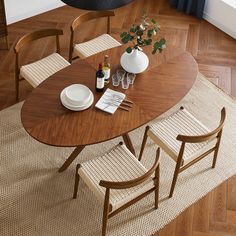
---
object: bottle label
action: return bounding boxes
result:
[103,68,111,81]
[96,77,104,89]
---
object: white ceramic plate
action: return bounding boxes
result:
[65,84,91,106]
[60,88,94,111]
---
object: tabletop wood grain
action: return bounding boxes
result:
[21,45,198,147]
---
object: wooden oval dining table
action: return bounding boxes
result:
[21,45,198,172]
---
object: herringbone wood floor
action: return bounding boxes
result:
[0,0,236,235]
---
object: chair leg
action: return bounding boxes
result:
[73,164,81,199]
[102,189,110,236]
[212,149,219,168]
[138,126,150,161]
[169,161,182,198]
[169,142,185,198]
[6,36,9,50]
[154,165,160,209]
[212,133,222,168]
[69,54,72,64]
[69,32,74,63]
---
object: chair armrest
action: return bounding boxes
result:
[177,133,217,143]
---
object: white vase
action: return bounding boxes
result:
[120,49,149,74]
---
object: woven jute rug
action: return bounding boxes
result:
[1,73,236,236]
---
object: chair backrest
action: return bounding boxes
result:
[99,146,160,189]
[14,28,63,75]
[14,28,63,54]
[69,11,115,62]
[177,107,226,143]
[71,11,115,33]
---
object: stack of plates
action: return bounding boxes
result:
[60,84,94,111]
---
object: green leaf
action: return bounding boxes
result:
[153,41,160,50]
[144,38,152,45]
[121,33,133,44]
[160,38,166,45]
[151,19,156,24]
[136,30,143,36]
[120,32,127,38]
[126,47,132,53]
[152,39,166,54]
[147,29,153,38]
[122,37,128,44]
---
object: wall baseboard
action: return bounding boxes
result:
[7,2,65,25]
[203,12,236,39]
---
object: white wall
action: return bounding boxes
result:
[203,0,236,39]
[4,0,65,25]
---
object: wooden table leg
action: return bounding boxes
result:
[58,145,85,172]
[122,133,136,156]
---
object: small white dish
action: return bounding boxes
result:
[60,88,94,111]
[65,84,91,106]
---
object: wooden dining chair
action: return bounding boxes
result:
[139,107,226,198]
[69,11,121,63]
[14,28,70,102]
[73,142,160,236]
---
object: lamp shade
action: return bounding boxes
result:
[60,0,134,10]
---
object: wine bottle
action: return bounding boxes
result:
[102,55,111,84]
[96,63,105,92]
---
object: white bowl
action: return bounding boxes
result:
[60,88,94,111]
[65,84,91,106]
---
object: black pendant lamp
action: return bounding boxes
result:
[61,0,134,10]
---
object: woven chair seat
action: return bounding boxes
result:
[78,144,154,211]
[149,108,215,164]
[74,34,121,58]
[20,53,70,88]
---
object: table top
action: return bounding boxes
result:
[21,45,198,147]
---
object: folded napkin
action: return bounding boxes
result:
[95,88,126,114]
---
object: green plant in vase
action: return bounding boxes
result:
[120,12,166,54]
